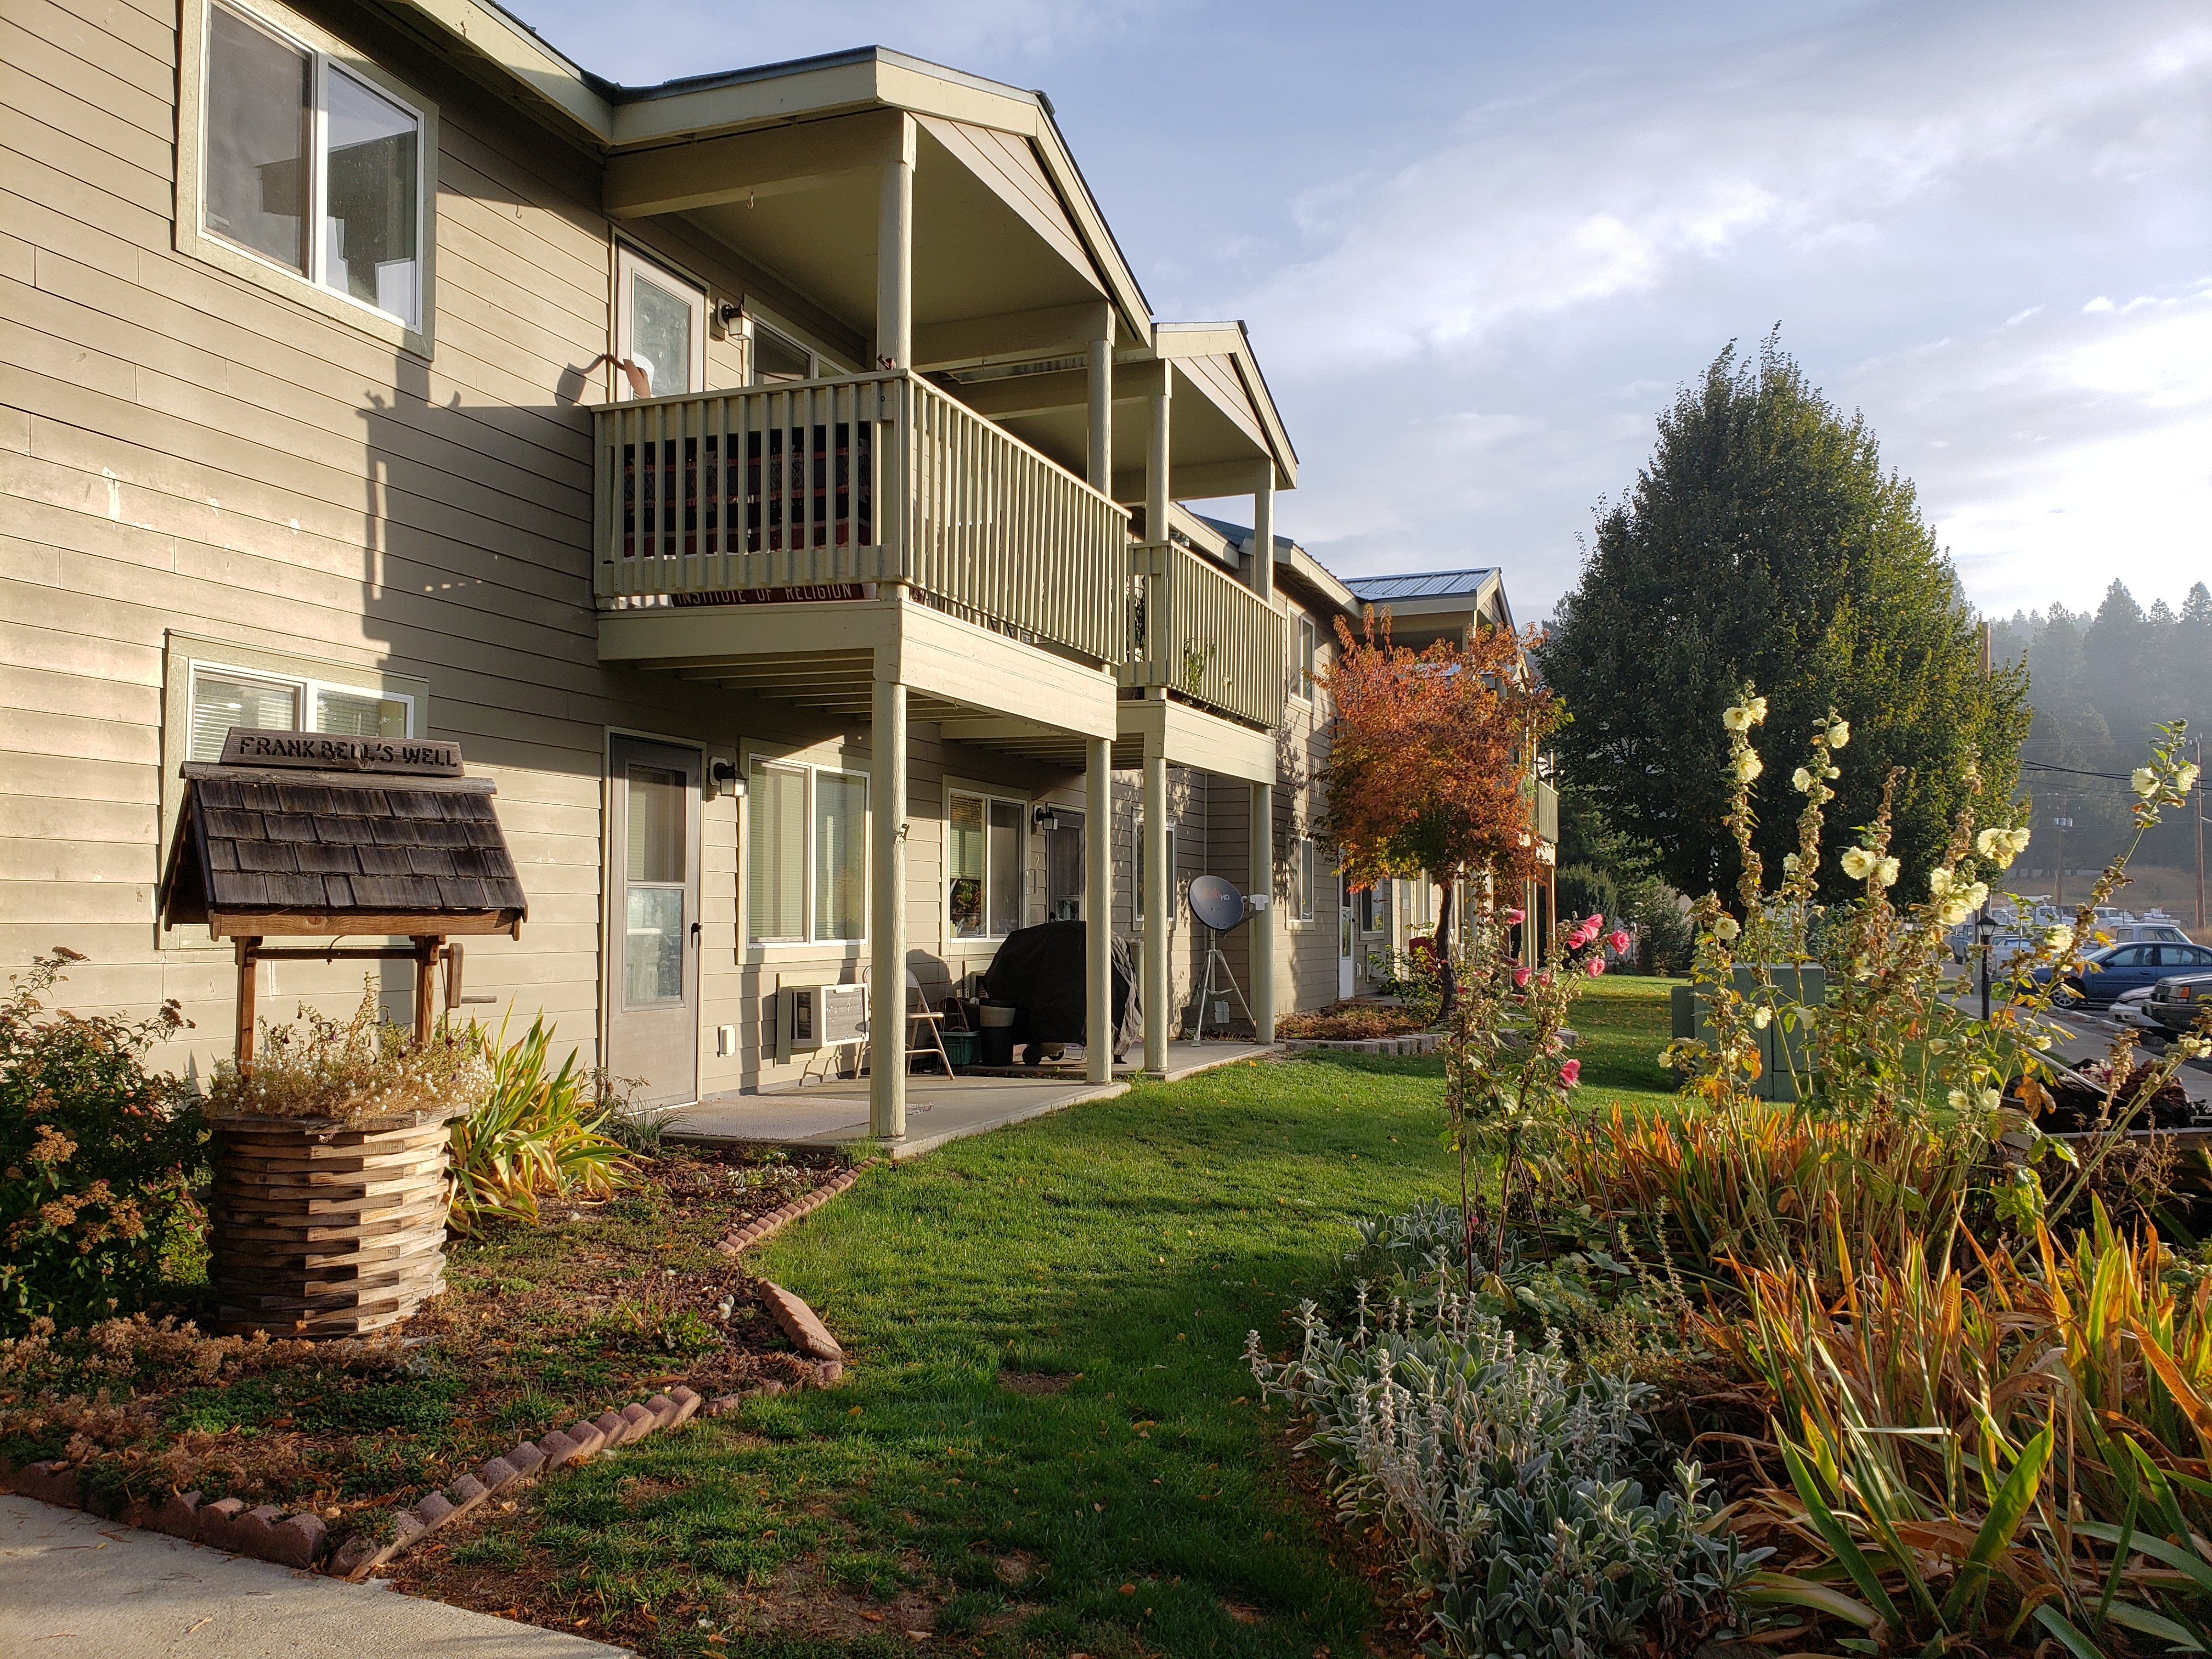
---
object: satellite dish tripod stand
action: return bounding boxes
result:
[1189,923,1256,1043]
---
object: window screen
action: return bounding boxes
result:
[748,763,806,941]
[314,686,407,738]
[204,3,310,273]
[815,772,867,943]
[189,670,300,761]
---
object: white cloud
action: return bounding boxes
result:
[1232,1,2212,618]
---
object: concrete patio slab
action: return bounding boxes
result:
[667,1040,1277,1160]
[0,1494,627,1658]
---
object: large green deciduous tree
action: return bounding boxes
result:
[1539,335,2029,905]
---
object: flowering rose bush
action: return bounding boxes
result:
[1,952,207,1334]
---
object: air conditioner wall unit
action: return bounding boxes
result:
[774,982,867,1063]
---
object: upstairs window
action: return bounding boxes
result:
[751,322,818,385]
[1292,613,1317,698]
[200,1,425,330]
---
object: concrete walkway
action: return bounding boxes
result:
[669,1040,1277,1159]
[0,1495,627,1658]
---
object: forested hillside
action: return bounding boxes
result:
[1987,581,2210,892]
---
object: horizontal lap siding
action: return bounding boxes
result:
[0,0,840,1077]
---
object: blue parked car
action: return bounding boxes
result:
[2047,941,2212,1006]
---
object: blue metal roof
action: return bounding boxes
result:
[1342,569,1499,601]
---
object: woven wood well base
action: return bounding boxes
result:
[208,1112,456,1338]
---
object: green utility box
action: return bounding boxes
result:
[1669,964,1827,1101]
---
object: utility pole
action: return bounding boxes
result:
[2195,735,2205,934]
[2052,815,2072,912]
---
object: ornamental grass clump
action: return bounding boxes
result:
[447,1013,633,1233]
[207,982,489,1125]
[1248,1292,1762,1658]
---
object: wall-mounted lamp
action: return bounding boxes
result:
[707,759,744,800]
[1032,806,1060,833]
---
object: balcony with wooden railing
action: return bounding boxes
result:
[1534,778,1559,844]
[592,371,1130,668]
[1119,541,1286,731]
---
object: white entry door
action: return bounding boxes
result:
[1336,870,1356,998]
[605,737,701,1108]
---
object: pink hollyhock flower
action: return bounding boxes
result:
[1585,913,1604,929]
[1513,965,1531,989]
[1569,926,1595,950]
[1537,971,1553,986]
[1559,1059,1582,1087]
[1504,908,1525,926]
[1585,956,1605,977]
[1608,929,1630,954]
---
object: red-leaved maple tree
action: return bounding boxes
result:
[1315,610,1562,1003]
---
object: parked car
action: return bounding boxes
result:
[2113,986,2163,1032]
[2044,941,2212,1007]
[2100,922,2193,948]
[2149,973,2212,1037]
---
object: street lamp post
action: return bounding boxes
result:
[2051,815,2073,911]
[1977,899,1996,1024]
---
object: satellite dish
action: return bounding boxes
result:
[1188,874,1247,933]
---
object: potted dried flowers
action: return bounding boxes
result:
[204,984,489,1336]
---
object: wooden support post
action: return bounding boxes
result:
[1143,750,1169,1076]
[1086,312,1114,496]
[870,670,908,1139]
[411,936,441,1045]
[876,116,915,370]
[1086,736,1113,1084]
[234,936,261,1067]
[1249,780,1275,1042]
[1250,472,1274,602]
[1145,370,1171,544]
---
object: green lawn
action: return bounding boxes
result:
[439,978,1680,1656]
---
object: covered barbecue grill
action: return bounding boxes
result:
[980,919,1141,1064]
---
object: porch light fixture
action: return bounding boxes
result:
[707,758,744,800]
[1032,806,1059,833]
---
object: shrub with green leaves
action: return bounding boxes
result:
[1248,1290,1761,1658]
[0,951,207,1334]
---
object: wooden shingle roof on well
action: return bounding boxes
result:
[161,763,528,936]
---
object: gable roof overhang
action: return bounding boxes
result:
[370,5,1154,350]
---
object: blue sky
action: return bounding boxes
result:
[507,0,2212,623]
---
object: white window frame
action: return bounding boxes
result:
[177,0,437,356]
[1134,824,1176,929]
[945,784,1030,944]
[185,659,419,761]
[743,755,868,950]
[1291,612,1318,702]
[1294,837,1317,923]
[615,245,707,400]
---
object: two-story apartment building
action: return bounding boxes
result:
[1,0,1543,1143]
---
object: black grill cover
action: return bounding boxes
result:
[981,921,1141,1061]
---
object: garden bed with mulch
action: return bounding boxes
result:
[1274,1001,1432,1041]
[0,1144,861,1560]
